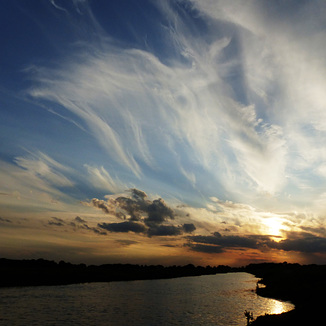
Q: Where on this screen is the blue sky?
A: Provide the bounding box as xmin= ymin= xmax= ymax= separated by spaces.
xmin=1 ymin=0 xmax=326 ymax=265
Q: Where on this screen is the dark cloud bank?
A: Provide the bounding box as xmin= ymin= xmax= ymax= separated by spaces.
xmin=187 ymin=231 xmax=326 ymax=255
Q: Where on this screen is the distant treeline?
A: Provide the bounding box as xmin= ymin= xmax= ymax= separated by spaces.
xmin=0 ymin=258 xmax=237 ymax=287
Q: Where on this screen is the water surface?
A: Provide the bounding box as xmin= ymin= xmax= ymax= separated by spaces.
xmin=0 ymin=273 xmax=294 ymax=326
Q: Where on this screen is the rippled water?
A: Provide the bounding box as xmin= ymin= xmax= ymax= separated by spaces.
xmin=0 ymin=273 xmax=294 ymax=326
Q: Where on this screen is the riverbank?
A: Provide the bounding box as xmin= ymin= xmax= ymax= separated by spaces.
xmin=246 ymin=263 xmax=326 ymax=325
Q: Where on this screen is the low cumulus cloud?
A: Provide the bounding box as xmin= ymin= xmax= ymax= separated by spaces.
xmin=45 ymin=189 xmax=196 ymax=238
xmin=90 ymin=188 xmax=196 ymax=237
xmin=183 ymin=223 xmax=197 ymax=233
xmin=0 ymin=217 xmax=12 ymax=223
xmin=74 ymin=216 xmax=86 ymax=224
xmin=147 ymin=225 xmax=182 ymax=237
xmin=145 ymin=198 xmax=175 ymax=226
xmin=48 ymin=217 xmax=65 ymax=226
xmin=90 ymin=198 xmax=113 ymax=215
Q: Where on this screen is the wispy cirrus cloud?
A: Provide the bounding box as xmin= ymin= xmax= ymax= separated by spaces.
xmin=26 ymin=0 xmax=292 ymax=205
xmin=84 ymin=164 xmax=124 ymax=193
xmin=14 ymin=151 xmax=74 ymax=187
xmin=189 ymin=0 xmax=326 ymax=204
xmin=0 ymin=150 xmax=129 ymax=217
xmin=0 ymin=151 xmax=86 ymax=219
xmin=0 ymin=158 xmax=69 ymax=210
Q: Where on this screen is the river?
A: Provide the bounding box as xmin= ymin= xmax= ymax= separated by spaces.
xmin=0 ymin=272 xmax=294 ymax=326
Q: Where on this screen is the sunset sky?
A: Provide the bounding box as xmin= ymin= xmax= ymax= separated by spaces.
xmin=1 ymin=0 xmax=326 ymax=266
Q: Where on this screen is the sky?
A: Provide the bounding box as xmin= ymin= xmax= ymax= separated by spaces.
xmin=1 ymin=0 xmax=326 ymax=266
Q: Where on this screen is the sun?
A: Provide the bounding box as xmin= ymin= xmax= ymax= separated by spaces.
xmin=264 ymin=217 xmax=284 ymax=239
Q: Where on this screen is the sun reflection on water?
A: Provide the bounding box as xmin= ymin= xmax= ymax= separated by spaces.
xmin=267 ymin=299 xmax=292 ymax=315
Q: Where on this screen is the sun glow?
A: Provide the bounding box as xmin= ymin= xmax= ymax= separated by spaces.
xmin=264 ymin=218 xmax=284 ymax=239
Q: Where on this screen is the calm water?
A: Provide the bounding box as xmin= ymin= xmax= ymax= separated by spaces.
xmin=0 ymin=273 xmax=294 ymax=326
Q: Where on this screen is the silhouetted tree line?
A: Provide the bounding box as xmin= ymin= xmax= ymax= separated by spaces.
xmin=0 ymin=258 xmax=235 ymax=287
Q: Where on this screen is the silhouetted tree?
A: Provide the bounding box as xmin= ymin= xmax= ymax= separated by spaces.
xmin=244 ymin=310 xmax=253 ymax=325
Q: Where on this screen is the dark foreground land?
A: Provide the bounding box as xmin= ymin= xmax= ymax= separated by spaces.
xmin=246 ymin=263 xmax=326 ymax=325
xmin=1 ymin=259 xmax=326 ymax=325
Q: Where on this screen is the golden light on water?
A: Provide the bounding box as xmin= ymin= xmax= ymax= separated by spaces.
xmin=267 ymin=299 xmax=293 ymax=315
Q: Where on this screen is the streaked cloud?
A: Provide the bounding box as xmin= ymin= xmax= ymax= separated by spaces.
xmin=14 ymin=151 xmax=74 ymax=187
xmin=27 ymin=0 xmax=290 ymax=202
xmin=84 ymin=164 xmax=124 ymax=193
xmin=0 ymin=157 xmax=71 ymax=215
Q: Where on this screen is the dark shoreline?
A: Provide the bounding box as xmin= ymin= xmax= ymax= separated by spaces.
xmin=246 ymin=263 xmax=326 ymax=325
